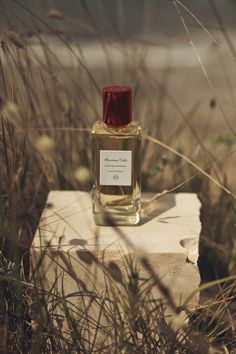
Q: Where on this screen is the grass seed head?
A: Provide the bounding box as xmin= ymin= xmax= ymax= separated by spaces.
xmin=48 ymin=9 xmax=65 ymax=21
xmin=74 ymin=166 xmax=90 ymax=184
xmin=36 ymin=135 xmax=55 ymax=154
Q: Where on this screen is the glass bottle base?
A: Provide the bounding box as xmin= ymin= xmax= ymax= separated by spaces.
xmin=93 ymin=210 xmax=140 ymax=226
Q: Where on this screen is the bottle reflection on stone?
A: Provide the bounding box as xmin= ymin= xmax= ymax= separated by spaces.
xmin=92 ymin=86 xmax=142 ymax=225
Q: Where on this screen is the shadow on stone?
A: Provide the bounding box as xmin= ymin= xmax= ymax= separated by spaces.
xmin=69 ymin=238 xmax=88 ymax=246
xmin=140 ymin=193 xmax=176 ymax=225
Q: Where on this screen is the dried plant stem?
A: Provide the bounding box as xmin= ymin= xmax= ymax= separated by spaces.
xmin=147 ymin=146 xmax=236 ymax=206
xmin=209 ymin=0 xmax=236 ymax=61
xmin=15 ymin=126 xmax=236 ymax=199
xmin=145 ymin=134 xmax=236 ymax=199
xmin=175 ymin=0 xmax=217 ymax=44
xmin=111 ymin=225 xmax=178 ymax=314
xmin=141 ymin=68 xmax=225 ymax=183
xmin=183 ymin=274 xmax=236 ymax=307
xmin=172 ymin=0 xmax=236 ymax=136
xmin=12 ymin=0 xmax=101 ymax=96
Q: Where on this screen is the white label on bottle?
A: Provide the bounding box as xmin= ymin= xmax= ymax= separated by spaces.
xmin=100 ymin=150 xmax=132 ymax=186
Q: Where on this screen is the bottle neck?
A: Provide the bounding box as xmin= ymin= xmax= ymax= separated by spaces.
xmin=104 ymin=121 xmax=131 ymax=129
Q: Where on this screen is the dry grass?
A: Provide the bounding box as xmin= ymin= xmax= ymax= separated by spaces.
xmin=0 ymin=0 xmax=236 ymax=353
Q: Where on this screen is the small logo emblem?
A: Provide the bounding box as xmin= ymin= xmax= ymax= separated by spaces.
xmin=113 ymin=174 xmax=119 ymax=180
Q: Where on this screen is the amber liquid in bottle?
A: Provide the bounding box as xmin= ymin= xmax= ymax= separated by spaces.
xmin=92 ymin=121 xmax=142 ymax=225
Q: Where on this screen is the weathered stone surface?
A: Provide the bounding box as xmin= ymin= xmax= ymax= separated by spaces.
xmin=31 ymin=191 xmax=201 ymax=308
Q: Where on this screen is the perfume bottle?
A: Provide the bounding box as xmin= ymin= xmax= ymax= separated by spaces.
xmin=92 ymin=86 xmax=142 ymax=225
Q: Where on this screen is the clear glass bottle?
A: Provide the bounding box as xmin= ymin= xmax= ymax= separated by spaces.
xmin=92 ymin=86 xmax=142 ymax=226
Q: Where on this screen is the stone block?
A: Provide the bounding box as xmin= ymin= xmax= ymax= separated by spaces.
xmin=31 ymin=191 xmax=201 ymax=310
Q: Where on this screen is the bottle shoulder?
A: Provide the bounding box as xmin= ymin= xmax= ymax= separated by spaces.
xmin=92 ymin=121 xmax=142 ymax=136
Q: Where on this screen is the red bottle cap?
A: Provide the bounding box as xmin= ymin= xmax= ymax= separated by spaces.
xmin=103 ymin=86 xmax=132 ymax=126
